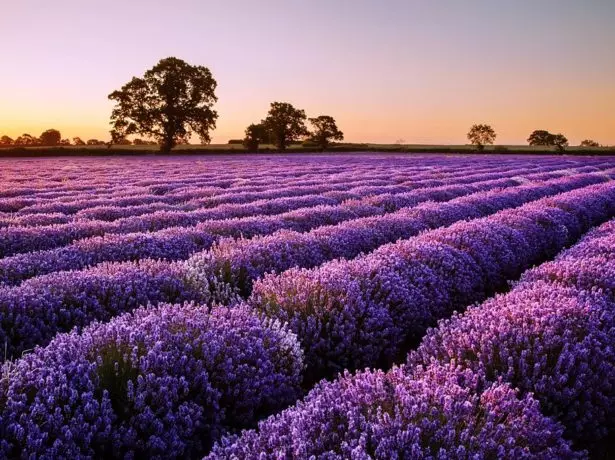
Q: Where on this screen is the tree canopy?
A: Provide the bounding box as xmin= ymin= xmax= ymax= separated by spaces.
xmin=580 ymin=139 xmax=600 ymax=147
xmin=262 ymin=102 xmax=309 ymax=150
xmin=527 ymin=130 xmax=568 ymax=151
xmin=108 ymin=57 xmax=218 ymax=153
xmin=309 ymin=115 xmax=344 ymax=150
xmin=467 ymin=124 xmax=496 ymax=151
xmin=39 ymin=129 xmax=62 ymax=146
xmin=243 ymin=123 xmax=269 ymax=151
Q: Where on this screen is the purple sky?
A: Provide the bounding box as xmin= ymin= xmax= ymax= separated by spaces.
xmin=1 ymin=0 xmax=614 ymax=145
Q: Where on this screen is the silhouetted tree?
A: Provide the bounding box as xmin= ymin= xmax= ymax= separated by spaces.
xmin=262 ymin=102 xmax=308 ymax=150
xmin=243 ymin=123 xmax=268 ymax=151
xmin=39 ymin=129 xmax=62 ymax=146
xmin=467 ymin=124 xmax=496 ymax=151
xmin=133 ymin=138 xmax=147 ymax=145
xmin=115 ymin=137 xmax=132 ymax=145
xmin=527 ymin=130 xmax=568 ymax=152
xmin=59 ymin=138 xmax=71 ymax=146
xmin=86 ymin=139 xmax=106 ymax=145
xmin=0 ymin=135 xmax=13 ymax=145
xmin=309 ymin=115 xmax=344 ymax=150
xmin=552 ymin=133 xmax=568 ymax=152
xmin=72 ymin=137 xmax=86 ymax=146
xmin=14 ymin=134 xmax=38 ymax=146
xmin=527 ymin=130 xmax=554 ymax=146
xmin=108 ymin=57 xmax=218 ymax=153
xmin=580 ymin=139 xmax=600 ymax=147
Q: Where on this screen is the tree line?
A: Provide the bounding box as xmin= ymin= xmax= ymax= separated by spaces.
xmin=0 ymin=57 xmax=606 ymax=153
xmin=466 ymin=124 xmax=602 ymax=152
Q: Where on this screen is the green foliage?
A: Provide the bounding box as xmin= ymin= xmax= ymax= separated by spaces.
xmin=308 ymin=115 xmax=344 ymax=150
xmin=108 ymin=57 xmax=218 ymax=153
xmin=467 ymin=124 xmax=496 ymax=151
xmin=262 ymin=102 xmax=308 ymax=150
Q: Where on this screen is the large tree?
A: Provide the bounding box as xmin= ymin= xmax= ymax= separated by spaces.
xmin=39 ymin=129 xmax=62 ymax=146
xmin=309 ymin=115 xmax=344 ymax=150
xmin=467 ymin=124 xmax=496 ymax=151
xmin=262 ymin=102 xmax=308 ymax=150
xmin=108 ymin=57 xmax=218 ymax=153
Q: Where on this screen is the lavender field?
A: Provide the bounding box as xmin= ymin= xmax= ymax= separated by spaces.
xmin=1 ymin=154 xmax=615 ymax=458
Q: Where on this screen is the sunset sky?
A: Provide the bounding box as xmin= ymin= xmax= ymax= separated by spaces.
xmin=1 ymin=0 xmax=614 ymax=145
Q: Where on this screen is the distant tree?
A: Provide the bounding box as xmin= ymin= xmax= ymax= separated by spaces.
xmin=86 ymin=139 xmax=105 ymax=145
xmin=59 ymin=138 xmax=71 ymax=146
xmin=467 ymin=124 xmax=496 ymax=151
xmin=39 ymin=129 xmax=62 ymax=146
xmin=115 ymin=137 xmax=132 ymax=145
xmin=133 ymin=138 xmax=147 ymax=145
xmin=262 ymin=102 xmax=308 ymax=150
xmin=0 ymin=135 xmax=13 ymax=145
xmin=580 ymin=139 xmax=600 ymax=147
xmin=14 ymin=134 xmax=38 ymax=146
xmin=72 ymin=137 xmax=86 ymax=146
xmin=308 ymin=115 xmax=344 ymax=150
xmin=527 ymin=130 xmax=568 ymax=152
xmin=108 ymin=57 xmax=218 ymax=153
xmin=243 ymin=123 xmax=268 ymax=151
xmin=527 ymin=130 xmax=555 ymax=146
xmin=552 ymin=133 xmax=568 ymax=152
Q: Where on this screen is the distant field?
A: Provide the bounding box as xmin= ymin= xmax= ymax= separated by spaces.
xmin=0 ymin=142 xmax=613 ymax=156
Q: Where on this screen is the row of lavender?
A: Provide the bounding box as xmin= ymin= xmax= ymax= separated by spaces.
xmin=209 ymin=210 xmax=615 ymax=458
xmin=0 ymin=172 xmax=607 ymax=359
xmin=2 ymin=177 xmax=615 ymax=457
xmin=0 ymin=157 xmax=509 ymax=211
xmin=1 ymin=156 xmax=589 ymax=198
xmin=0 ymin=162 xmax=499 ymax=216
xmin=0 ymin=162 xmax=571 ymax=257
xmin=2 ymin=166 xmax=596 ymax=285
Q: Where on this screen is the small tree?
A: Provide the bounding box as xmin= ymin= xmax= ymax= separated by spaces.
xmin=108 ymin=57 xmax=218 ymax=153
xmin=580 ymin=139 xmax=600 ymax=147
xmin=527 ymin=130 xmax=554 ymax=146
xmin=86 ymin=139 xmax=105 ymax=145
xmin=527 ymin=130 xmax=568 ymax=152
xmin=0 ymin=135 xmax=13 ymax=145
xmin=552 ymin=133 xmax=568 ymax=152
xmin=262 ymin=102 xmax=308 ymax=150
xmin=72 ymin=137 xmax=86 ymax=146
xmin=59 ymin=138 xmax=71 ymax=146
xmin=243 ymin=123 xmax=268 ymax=151
xmin=467 ymin=124 xmax=496 ymax=151
xmin=308 ymin=115 xmax=344 ymax=150
xmin=14 ymin=134 xmax=38 ymax=145
xmin=39 ymin=129 xmax=62 ymax=146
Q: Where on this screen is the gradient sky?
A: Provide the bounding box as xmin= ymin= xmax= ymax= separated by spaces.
xmin=1 ymin=0 xmax=614 ymax=145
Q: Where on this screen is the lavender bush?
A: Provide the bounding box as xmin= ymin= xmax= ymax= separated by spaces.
xmin=0 ymin=303 xmax=303 ymax=458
